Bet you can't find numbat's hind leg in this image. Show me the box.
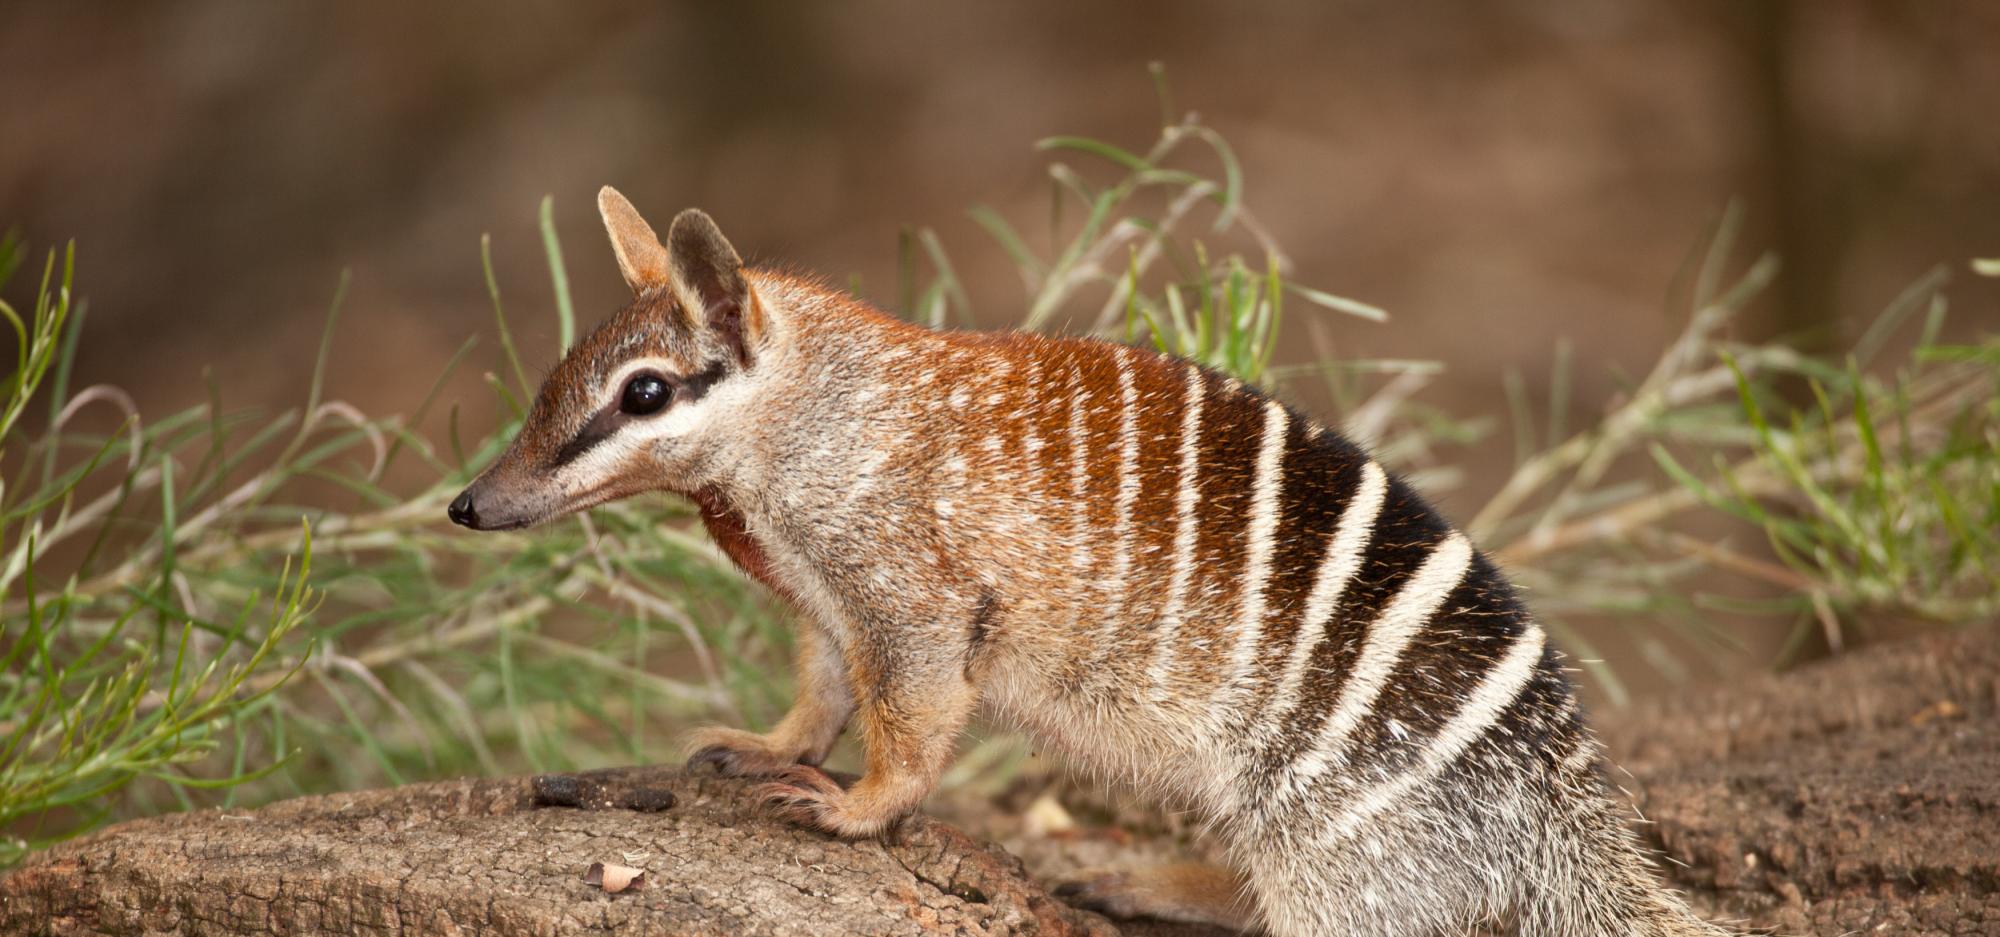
[757,660,979,838]
[1055,862,1255,931]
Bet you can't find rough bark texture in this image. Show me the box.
[0,768,1116,937]
[3,626,1993,936]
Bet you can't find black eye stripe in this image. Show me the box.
[552,408,623,467]
[672,359,728,404]
[546,358,733,470]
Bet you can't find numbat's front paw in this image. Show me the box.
[683,726,800,778]
[753,765,903,838]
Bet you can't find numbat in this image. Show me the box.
[450,187,1731,936]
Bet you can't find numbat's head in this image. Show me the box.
[448,188,769,531]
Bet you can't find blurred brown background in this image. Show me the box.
[4,1,1995,538]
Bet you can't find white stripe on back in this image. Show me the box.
[1016,354,1048,532]
[1323,624,1546,841]
[1107,349,1141,635]
[1067,359,1091,576]
[1220,397,1289,702]
[1560,732,1599,773]
[1286,532,1474,797]
[1262,461,1388,735]
[1148,365,1208,703]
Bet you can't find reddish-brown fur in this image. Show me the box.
[689,486,789,600]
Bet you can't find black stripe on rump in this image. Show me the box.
[1346,551,1535,778]
[1240,420,1368,710]
[1254,471,1452,776]
[1434,643,1578,803]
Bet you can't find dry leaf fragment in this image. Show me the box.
[1021,792,1076,837]
[1909,700,1964,727]
[585,861,648,893]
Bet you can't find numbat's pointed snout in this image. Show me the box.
[445,468,569,532]
[446,490,479,528]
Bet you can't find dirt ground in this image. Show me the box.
[1595,626,2000,934]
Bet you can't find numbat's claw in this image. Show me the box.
[683,736,793,778]
[754,766,843,827]
[684,744,741,774]
[756,785,827,825]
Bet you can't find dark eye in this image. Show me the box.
[620,373,672,415]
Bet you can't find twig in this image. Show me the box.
[1493,360,1991,567]
[582,566,739,721]
[1089,180,1217,333]
[1641,530,1812,592]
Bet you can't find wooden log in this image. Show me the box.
[4,626,1993,935]
[0,767,1116,936]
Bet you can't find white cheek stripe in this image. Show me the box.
[563,434,642,495]
[562,373,742,498]
[628,388,724,441]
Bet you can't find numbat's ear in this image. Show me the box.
[666,208,762,366]
[597,186,671,296]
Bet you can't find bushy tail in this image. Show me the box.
[1523,790,1735,937]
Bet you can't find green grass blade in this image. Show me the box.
[538,195,575,353]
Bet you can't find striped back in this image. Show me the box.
[914,328,1564,815]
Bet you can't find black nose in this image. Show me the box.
[447,490,479,528]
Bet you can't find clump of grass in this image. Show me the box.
[1444,210,1997,697]
[1653,266,1998,661]
[897,63,1387,383]
[0,236,315,865]
[0,210,785,864]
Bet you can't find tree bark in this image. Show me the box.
[3,626,1994,936]
[0,768,1117,936]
